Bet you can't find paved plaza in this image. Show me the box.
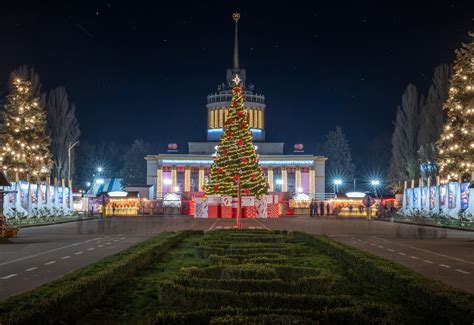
[0,216,473,300]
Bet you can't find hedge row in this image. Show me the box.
[0,231,197,325]
[198,245,302,257]
[209,252,286,263]
[181,264,321,281]
[158,282,353,310]
[153,304,398,324]
[175,274,345,295]
[202,235,287,244]
[293,232,474,323]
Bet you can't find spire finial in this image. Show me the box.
[232,12,240,70]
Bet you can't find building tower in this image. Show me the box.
[206,13,266,142]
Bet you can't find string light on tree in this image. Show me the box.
[437,32,474,181]
[0,76,52,179]
[204,74,268,197]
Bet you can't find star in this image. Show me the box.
[233,74,241,85]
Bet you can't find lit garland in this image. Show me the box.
[436,32,474,181]
[204,75,268,197]
[0,76,52,179]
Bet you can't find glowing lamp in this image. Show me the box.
[163,178,172,185]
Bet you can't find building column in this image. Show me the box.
[309,168,315,194]
[295,167,301,191]
[267,168,274,192]
[282,168,288,192]
[156,167,162,198]
[171,166,177,190]
[253,109,258,128]
[249,109,254,128]
[198,166,205,192]
[184,167,191,192]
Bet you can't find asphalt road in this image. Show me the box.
[0,216,473,300]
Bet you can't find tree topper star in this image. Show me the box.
[232,74,241,85]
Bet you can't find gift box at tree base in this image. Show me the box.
[193,195,280,218]
[220,196,232,218]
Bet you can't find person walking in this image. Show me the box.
[326,203,330,216]
[319,201,325,216]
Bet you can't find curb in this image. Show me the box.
[375,218,474,232]
[15,217,99,229]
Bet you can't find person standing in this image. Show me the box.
[310,201,317,217]
[319,201,325,216]
[326,203,330,216]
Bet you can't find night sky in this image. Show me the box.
[1,0,473,167]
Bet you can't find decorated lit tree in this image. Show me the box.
[205,75,268,197]
[437,32,474,181]
[0,76,52,179]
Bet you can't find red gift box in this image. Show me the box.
[220,206,232,218]
[267,204,280,218]
[243,206,257,218]
[208,205,220,218]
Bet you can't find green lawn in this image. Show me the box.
[1,230,473,324]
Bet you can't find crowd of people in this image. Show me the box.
[309,201,331,217]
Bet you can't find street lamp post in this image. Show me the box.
[67,141,79,183]
[371,180,380,197]
[334,179,342,196]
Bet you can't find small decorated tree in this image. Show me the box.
[205,75,267,197]
[437,32,474,181]
[0,76,52,179]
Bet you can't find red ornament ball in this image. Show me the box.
[241,122,246,129]
[237,139,243,146]
[232,100,238,107]
[226,130,232,137]
[223,148,228,155]
[251,173,256,180]
[245,188,251,196]
[237,111,243,117]
[240,157,248,164]
[213,185,219,192]
[217,167,224,173]
[233,174,240,182]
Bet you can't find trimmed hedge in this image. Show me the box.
[175,275,345,295]
[199,245,302,257]
[293,232,474,324]
[181,264,321,281]
[0,230,197,325]
[153,304,397,324]
[158,282,353,310]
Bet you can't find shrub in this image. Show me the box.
[0,231,198,325]
[292,232,474,324]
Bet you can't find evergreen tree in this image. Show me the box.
[437,32,474,181]
[324,126,355,180]
[0,75,52,179]
[121,139,152,186]
[205,75,267,197]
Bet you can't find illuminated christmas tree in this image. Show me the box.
[437,32,474,182]
[205,75,268,197]
[0,76,52,179]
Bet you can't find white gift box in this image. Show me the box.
[221,196,232,207]
[207,195,221,205]
[256,196,268,218]
[241,196,255,207]
[194,198,208,218]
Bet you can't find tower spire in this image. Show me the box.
[232,12,240,70]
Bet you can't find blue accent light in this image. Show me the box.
[207,128,224,133]
[250,128,262,134]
